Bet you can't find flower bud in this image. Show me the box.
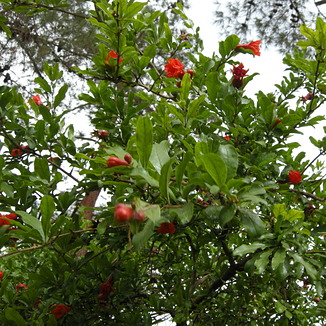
[114,204,134,223]
[124,153,132,164]
[107,157,129,168]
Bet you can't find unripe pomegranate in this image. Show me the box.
[136,211,145,222]
[107,157,129,167]
[124,153,132,164]
[114,204,134,223]
[186,69,195,78]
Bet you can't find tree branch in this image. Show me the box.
[191,256,250,308]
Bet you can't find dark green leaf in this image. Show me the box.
[136,116,153,169]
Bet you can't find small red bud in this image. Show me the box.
[186,69,195,78]
[273,118,281,128]
[124,153,132,164]
[313,297,321,303]
[107,157,129,168]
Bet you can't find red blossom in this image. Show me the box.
[300,92,314,103]
[105,50,123,65]
[10,146,31,157]
[231,63,249,88]
[98,280,114,303]
[164,58,185,78]
[52,304,72,320]
[157,222,176,235]
[0,271,3,279]
[235,40,261,56]
[10,148,23,157]
[288,170,302,184]
[30,95,43,106]
[15,282,28,293]
[273,119,281,128]
[231,63,249,79]
[224,135,231,141]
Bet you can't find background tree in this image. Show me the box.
[0,1,325,325]
[213,0,326,52]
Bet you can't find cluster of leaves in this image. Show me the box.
[0,1,325,325]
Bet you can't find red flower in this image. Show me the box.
[224,135,231,141]
[30,95,43,106]
[236,40,261,56]
[0,217,11,228]
[288,170,302,184]
[52,304,72,320]
[157,222,176,235]
[231,63,249,79]
[10,148,23,157]
[15,282,28,293]
[98,280,114,303]
[34,299,42,308]
[6,213,17,220]
[164,58,185,78]
[300,92,313,103]
[231,63,249,89]
[10,146,31,157]
[0,271,3,279]
[105,50,123,65]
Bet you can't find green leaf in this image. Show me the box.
[187,94,206,119]
[219,34,240,57]
[218,144,238,180]
[35,77,51,93]
[234,242,268,256]
[290,253,318,280]
[254,249,274,274]
[285,209,304,222]
[219,204,235,226]
[166,202,194,224]
[39,105,52,123]
[143,204,161,225]
[159,159,174,202]
[149,140,170,174]
[175,151,192,189]
[131,168,159,187]
[16,210,45,241]
[124,1,147,19]
[53,84,68,108]
[180,72,191,102]
[132,219,154,250]
[34,157,50,181]
[201,153,227,187]
[238,207,266,238]
[273,203,287,218]
[5,308,26,326]
[272,248,286,270]
[275,301,287,314]
[136,116,153,169]
[40,195,55,240]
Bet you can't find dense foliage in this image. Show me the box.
[0,1,325,325]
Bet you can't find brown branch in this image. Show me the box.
[315,0,326,6]
[0,228,96,259]
[191,256,250,309]
[289,190,326,203]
